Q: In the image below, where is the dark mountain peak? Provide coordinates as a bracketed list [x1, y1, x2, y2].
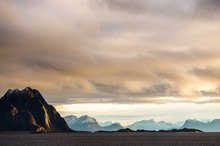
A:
[6, 87, 33, 94]
[4, 87, 41, 99]
[21, 87, 36, 95]
[7, 88, 20, 92]
[0, 88, 71, 132]
[1, 87, 48, 113]
[5, 88, 20, 96]
[22, 87, 33, 92]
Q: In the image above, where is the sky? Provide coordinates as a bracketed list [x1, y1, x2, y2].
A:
[0, 0, 220, 125]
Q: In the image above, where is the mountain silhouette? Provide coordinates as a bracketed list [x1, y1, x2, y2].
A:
[65, 115, 124, 132]
[0, 87, 70, 132]
[64, 115, 103, 132]
[182, 119, 220, 132]
[103, 123, 124, 131]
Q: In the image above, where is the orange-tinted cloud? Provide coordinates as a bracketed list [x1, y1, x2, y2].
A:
[0, 0, 220, 104]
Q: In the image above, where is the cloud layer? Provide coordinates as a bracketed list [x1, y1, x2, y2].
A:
[1, 0, 220, 104]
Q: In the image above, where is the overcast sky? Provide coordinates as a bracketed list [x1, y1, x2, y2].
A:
[1, 0, 220, 124]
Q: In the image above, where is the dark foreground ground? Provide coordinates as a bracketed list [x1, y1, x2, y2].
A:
[0, 132, 220, 146]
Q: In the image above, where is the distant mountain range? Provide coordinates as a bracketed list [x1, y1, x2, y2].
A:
[126, 119, 182, 131]
[0, 87, 220, 132]
[0, 87, 70, 132]
[103, 123, 124, 131]
[64, 115, 103, 132]
[64, 115, 123, 132]
[65, 115, 220, 132]
[181, 119, 220, 132]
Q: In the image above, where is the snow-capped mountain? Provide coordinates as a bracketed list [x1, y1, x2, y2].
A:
[64, 115, 125, 132]
[64, 115, 78, 125]
[127, 119, 180, 130]
[64, 115, 220, 132]
[181, 119, 220, 132]
[99, 121, 114, 127]
[64, 115, 103, 132]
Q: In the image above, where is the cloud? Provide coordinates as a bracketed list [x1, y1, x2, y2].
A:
[0, 0, 220, 104]
[95, 0, 220, 20]
[100, 0, 148, 14]
[200, 88, 220, 97]
[99, 0, 197, 15]
[192, 66, 220, 81]
[197, 0, 220, 11]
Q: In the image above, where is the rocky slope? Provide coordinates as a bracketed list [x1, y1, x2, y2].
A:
[0, 87, 70, 132]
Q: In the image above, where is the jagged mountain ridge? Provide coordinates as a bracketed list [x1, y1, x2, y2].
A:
[64, 115, 123, 132]
[64, 115, 103, 132]
[126, 119, 180, 131]
[1, 87, 219, 132]
[127, 119, 220, 132]
[0, 87, 70, 132]
[182, 119, 220, 132]
[65, 115, 220, 132]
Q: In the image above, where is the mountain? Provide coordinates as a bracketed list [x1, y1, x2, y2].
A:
[0, 87, 70, 132]
[64, 115, 103, 132]
[127, 119, 180, 130]
[182, 119, 206, 130]
[158, 121, 173, 128]
[182, 119, 220, 132]
[64, 115, 78, 125]
[99, 121, 114, 127]
[64, 115, 124, 132]
[172, 121, 185, 128]
[127, 119, 159, 130]
[103, 123, 124, 131]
